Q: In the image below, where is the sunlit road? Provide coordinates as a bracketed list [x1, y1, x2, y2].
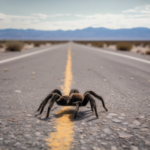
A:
[0, 42, 150, 150]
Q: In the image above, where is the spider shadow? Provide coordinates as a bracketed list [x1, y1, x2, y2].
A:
[52, 107, 95, 121]
[35, 106, 58, 120]
[35, 106, 104, 122]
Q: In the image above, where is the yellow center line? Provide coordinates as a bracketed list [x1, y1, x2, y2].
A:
[46, 46, 74, 150]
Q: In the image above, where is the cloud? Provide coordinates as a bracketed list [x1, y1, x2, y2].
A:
[49, 14, 71, 17]
[123, 5, 150, 15]
[0, 5, 150, 30]
[123, 9, 136, 13]
[32, 13, 48, 19]
[74, 14, 85, 17]
[0, 13, 41, 23]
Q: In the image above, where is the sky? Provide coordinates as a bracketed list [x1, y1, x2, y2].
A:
[0, 0, 150, 30]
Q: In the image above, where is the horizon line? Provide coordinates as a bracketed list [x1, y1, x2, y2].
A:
[0, 27, 150, 32]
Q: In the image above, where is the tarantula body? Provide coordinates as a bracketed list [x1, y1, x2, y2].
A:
[37, 89, 108, 119]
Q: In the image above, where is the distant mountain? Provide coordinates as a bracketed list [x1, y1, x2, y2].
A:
[0, 27, 150, 40]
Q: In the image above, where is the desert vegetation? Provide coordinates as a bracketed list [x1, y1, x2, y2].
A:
[116, 42, 132, 51]
[0, 43, 3, 48]
[75, 41, 150, 55]
[91, 42, 104, 47]
[34, 42, 41, 47]
[145, 49, 150, 55]
[5, 41, 24, 51]
[0, 40, 67, 52]
[1, 40, 150, 55]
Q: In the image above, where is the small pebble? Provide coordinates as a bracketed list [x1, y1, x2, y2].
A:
[3, 68, 8, 71]
[140, 128, 149, 132]
[112, 119, 121, 123]
[80, 140, 85, 144]
[111, 146, 117, 150]
[35, 132, 41, 136]
[118, 116, 124, 120]
[122, 122, 128, 125]
[121, 113, 126, 117]
[15, 90, 21, 93]
[130, 146, 139, 150]
[139, 115, 145, 119]
[118, 131, 132, 138]
[108, 113, 118, 116]
[132, 120, 140, 126]
[103, 128, 112, 135]
[92, 147, 100, 150]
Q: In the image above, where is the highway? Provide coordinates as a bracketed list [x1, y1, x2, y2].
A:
[0, 42, 150, 150]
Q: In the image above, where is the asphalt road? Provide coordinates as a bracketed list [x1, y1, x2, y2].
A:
[0, 42, 150, 150]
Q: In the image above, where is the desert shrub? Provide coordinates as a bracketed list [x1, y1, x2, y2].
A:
[145, 50, 150, 55]
[34, 42, 41, 47]
[92, 42, 104, 47]
[96, 42, 104, 47]
[6, 41, 24, 51]
[0, 44, 3, 48]
[1, 40, 7, 43]
[143, 43, 147, 47]
[116, 42, 132, 51]
[144, 42, 150, 47]
[25, 41, 32, 45]
[105, 42, 110, 47]
[134, 42, 141, 46]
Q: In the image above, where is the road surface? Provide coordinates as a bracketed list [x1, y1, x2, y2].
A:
[0, 42, 150, 150]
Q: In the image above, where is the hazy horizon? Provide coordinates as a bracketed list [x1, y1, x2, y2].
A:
[0, 26, 150, 32]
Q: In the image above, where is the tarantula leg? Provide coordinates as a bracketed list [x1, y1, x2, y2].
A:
[83, 93, 99, 118]
[37, 89, 62, 113]
[89, 100, 94, 112]
[99, 97, 108, 111]
[38, 94, 53, 114]
[93, 101, 99, 118]
[37, 94, 53, 113]
[37, 102, 44, 112]
[84, 91, 108, 111]
[73, 102, 81, 119]
[90, 99, 99, 118]
[46, 94, 60, 118]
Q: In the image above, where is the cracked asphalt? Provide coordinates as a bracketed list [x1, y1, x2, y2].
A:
[0, 42, 150, 150]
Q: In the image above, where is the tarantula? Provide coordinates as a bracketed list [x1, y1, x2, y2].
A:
[37, 89, 108, 119]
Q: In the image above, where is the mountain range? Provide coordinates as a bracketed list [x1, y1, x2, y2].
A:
[0, 27, 150, 40]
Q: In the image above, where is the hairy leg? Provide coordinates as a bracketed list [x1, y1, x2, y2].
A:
[83, 94, 99, 118]
[89, 98, 94, 112]
[81, 94, 93, 111]
[73, 102, 81, 119]
[37, 89, 62, 113]
[84, 91, 108, 111]
[91, 100, 99, 118]
[46, 93, 60, 118]
[37, 93, 52, 113]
